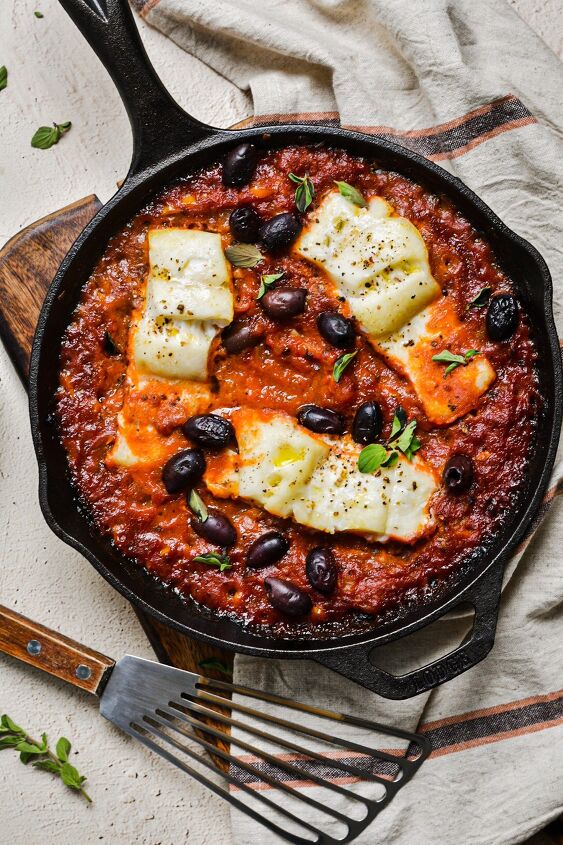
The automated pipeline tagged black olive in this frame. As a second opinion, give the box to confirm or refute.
[486,294,519,341]
[183,414,235,449]
[306,547,337,595]
[297,405,345,435]
[162,449,206,494]
[264,577,312,617]
[352,401,383,445]
[316,311,355,349]
[222,320,262,354]
[443,454,474,494]
[229,206,262,242]
[259,213,302,252]
[222,143,258,188]
[247,531,290,569]
[260,287,307,320]
[191,510,237,546]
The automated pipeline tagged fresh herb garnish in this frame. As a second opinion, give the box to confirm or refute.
[289,173,315,212]
[467,287,492,309]
[334,181,367,208]
[198,658,233,677]
[389,405,407,440]
[358,407,420,472]
[34,10,44,17]
[0,715,91,802]
[193,552,231,572]
[381,450,399,468]
[102,330,120,356]
[357,443,388,473]
[432,348,479,376]
[257,272,284,300]
[333,350,357,382]
[188,489,208,523]
[393,419,421,461]
[225,243,263,268]
[0,66,7,91]
[31,121,71,150]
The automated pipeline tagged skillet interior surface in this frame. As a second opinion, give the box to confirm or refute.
[30,125,562,655]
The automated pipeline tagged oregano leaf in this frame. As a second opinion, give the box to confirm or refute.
[358,443,388,474]
[333,350,357,383]
[31,121,71,149]
[404,435,421,461]
[468,286,491,309]
[289,173,315,212]
[0,736,21,750]
[188,489,208,523]
[432,349,465,367]
[0,716,91,801]
[103,331,120,356]
[432,348,480,377]
[389,406,407,440]
[257,272,284,299]
[334,181,367,207]
[225,243,263,268]
[381,450,399,468]
[193,552,232,572]
[1,715,23,734]
[59,762,83,790]
[33,759,61,774]
[56,736,71,763]
[16,741,43,755]
[396,420,417,453]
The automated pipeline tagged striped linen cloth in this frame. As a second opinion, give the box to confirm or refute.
[133,1,563,842]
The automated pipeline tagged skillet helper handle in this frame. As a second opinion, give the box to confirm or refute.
[0,605,115,696]
[57,0,215,172]
[315,563,504,699]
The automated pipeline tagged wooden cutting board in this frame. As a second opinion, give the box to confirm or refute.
[0,195,233,751]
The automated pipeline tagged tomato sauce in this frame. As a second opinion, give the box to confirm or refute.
[57,145,539,634]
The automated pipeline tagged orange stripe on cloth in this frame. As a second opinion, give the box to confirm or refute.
[227,690,563,790]
[232,95,537,161]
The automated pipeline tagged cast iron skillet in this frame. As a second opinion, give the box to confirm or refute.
[29,0,562,699]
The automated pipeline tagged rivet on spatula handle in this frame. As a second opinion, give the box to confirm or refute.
[0,605,115,694]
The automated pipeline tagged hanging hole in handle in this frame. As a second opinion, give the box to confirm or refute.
[368,602,475,678]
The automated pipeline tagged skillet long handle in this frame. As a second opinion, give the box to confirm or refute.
[58,0,217,174]
[0,605,115,696]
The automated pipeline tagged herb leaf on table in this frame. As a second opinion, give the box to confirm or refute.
[198,658,233,677]
[0,714,91,802]
[31,121,72,150]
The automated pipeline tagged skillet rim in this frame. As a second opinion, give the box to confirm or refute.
[28,123,562,660]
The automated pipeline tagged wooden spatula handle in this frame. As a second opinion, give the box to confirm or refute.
[0,605,115,695]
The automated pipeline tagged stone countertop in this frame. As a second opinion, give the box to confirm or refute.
[0,1,561,844]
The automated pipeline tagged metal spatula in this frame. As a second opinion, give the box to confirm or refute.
[0,605,430,844]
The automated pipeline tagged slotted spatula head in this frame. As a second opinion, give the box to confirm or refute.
[99,655,431,844]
